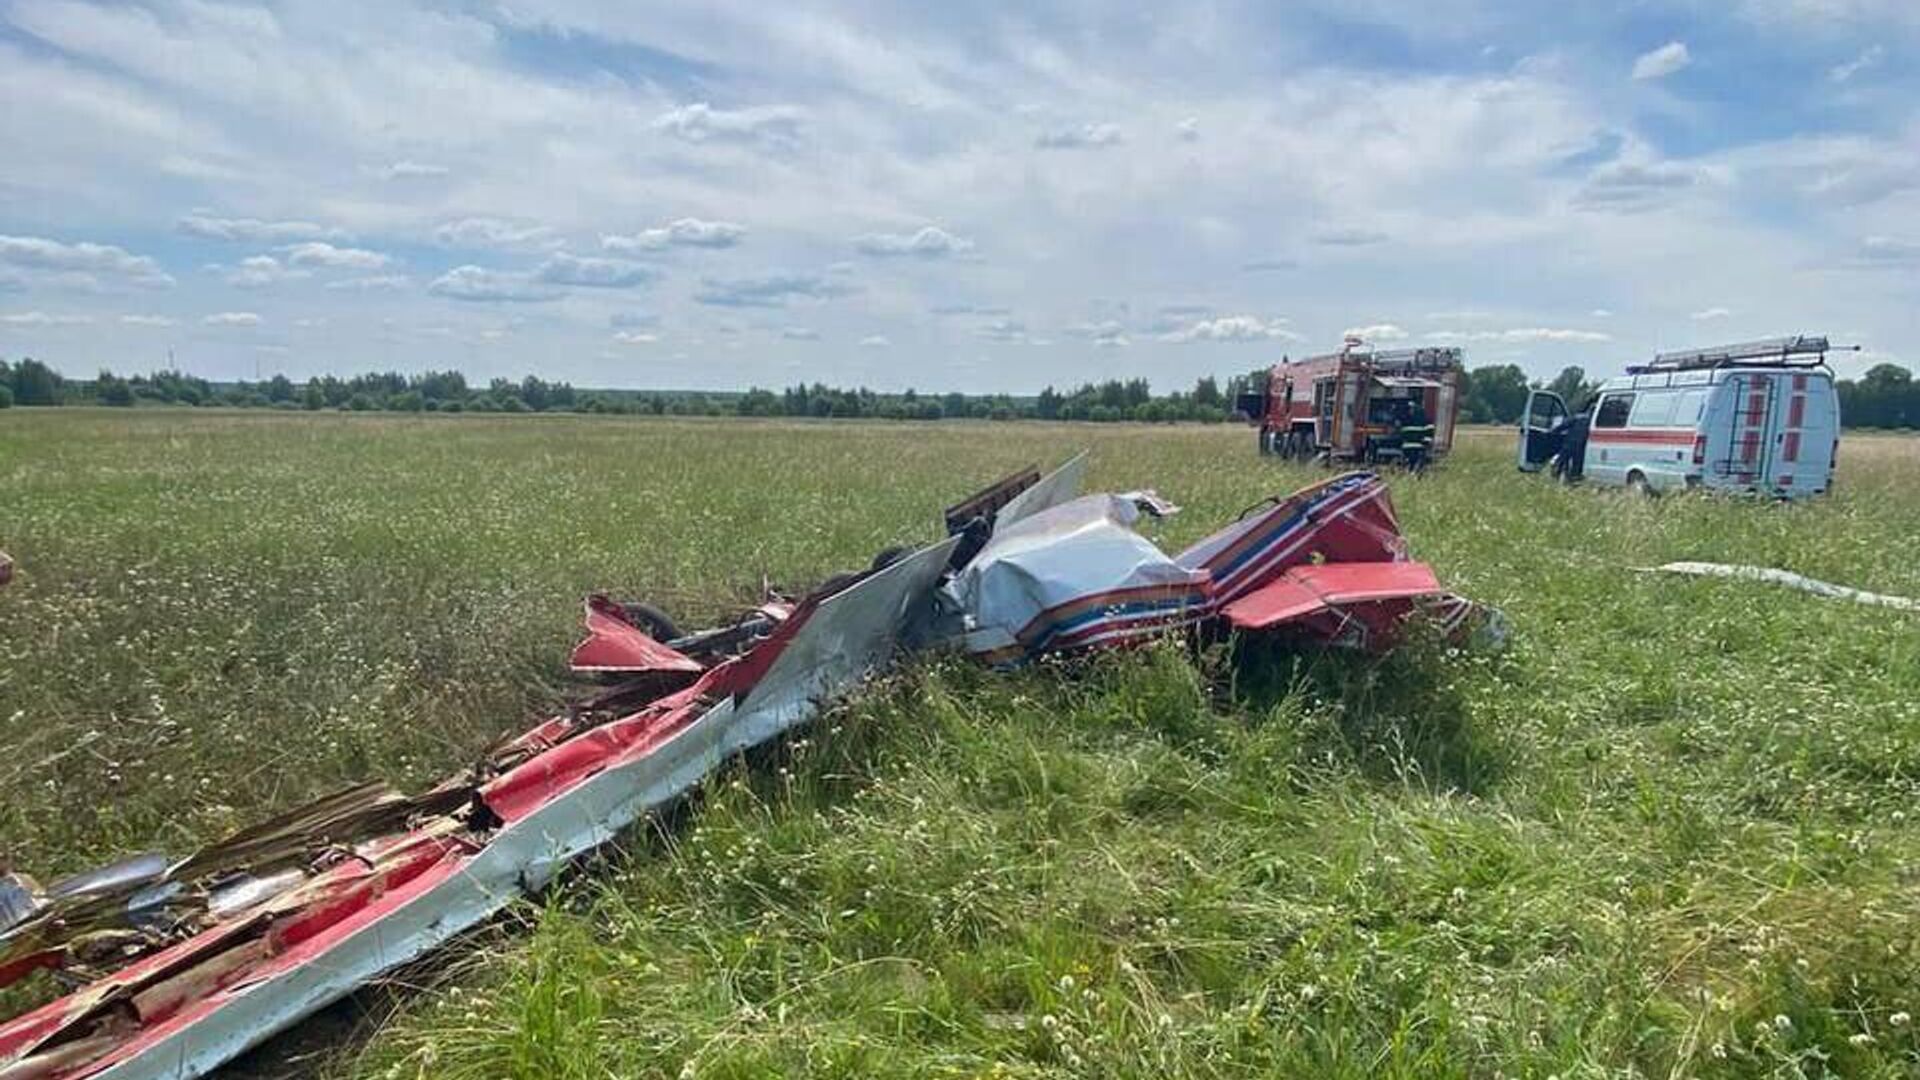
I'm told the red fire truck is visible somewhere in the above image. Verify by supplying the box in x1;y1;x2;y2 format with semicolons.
1239;339;1466;466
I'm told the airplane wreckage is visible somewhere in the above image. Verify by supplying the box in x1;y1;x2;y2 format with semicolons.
0;457;1498;1080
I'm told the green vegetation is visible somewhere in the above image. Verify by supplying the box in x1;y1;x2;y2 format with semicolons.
8;356;1918;428
2;412;1917;1077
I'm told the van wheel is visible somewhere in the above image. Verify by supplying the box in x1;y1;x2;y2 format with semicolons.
1626;471;1655;498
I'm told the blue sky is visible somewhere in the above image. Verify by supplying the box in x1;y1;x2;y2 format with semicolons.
0;0;1914;391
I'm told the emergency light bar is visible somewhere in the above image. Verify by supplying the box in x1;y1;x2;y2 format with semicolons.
1638;335;1854;372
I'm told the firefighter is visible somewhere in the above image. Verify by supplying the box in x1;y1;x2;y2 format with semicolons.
1399;401;1435;470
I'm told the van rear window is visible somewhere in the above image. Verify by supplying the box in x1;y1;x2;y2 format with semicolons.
1595;393;1634;429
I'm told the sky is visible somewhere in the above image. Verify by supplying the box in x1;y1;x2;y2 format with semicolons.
1;0;1916;393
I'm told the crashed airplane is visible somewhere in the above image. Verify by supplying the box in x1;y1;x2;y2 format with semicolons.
0;458;1490;1080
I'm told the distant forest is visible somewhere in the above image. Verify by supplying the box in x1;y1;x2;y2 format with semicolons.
2;357;1917;429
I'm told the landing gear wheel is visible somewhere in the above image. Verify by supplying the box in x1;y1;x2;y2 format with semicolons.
619;601;683;642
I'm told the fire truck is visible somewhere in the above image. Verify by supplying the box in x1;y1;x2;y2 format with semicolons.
1238;339;1467;466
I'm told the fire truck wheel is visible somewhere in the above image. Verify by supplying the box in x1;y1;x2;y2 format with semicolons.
1258;429;1274;456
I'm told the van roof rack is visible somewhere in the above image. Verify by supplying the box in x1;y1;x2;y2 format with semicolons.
1632;335;1853;373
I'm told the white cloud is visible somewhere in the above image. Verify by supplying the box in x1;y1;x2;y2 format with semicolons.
1035;123;1123;149
612;330;659;345
281;242;390;270
694;273;855;307
1575;161;1704;211
652;102;803;145
533;253;659;288
433;218;557;251
224;255;306;288
1632;41;1692;80
602;218;748;252
1829;45;1885;81
203;311;262;326
1690;307;1732;320
974;318;1028;342
1162;315;1302;344
427;266;561;303
325;274;411;291
1;311;93;326
852;226;974;258
0;234;172;287
1176;117;1201;142
859;334;891;348
176;214;342;243
380;160;448;179
1345;323;1411;342
1313;228;1390;247
1428;327;1613;343
1066;320;1130;348
1852;235;1920;264
119;313;176;326
1241;257;1299;272
1591;308;1614;318
781;326;820;340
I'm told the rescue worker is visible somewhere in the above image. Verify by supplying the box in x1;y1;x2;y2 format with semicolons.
1398;401;1436;470
1550;399;1593;482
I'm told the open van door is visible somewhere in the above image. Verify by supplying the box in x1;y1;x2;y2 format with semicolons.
1516;390;1568;472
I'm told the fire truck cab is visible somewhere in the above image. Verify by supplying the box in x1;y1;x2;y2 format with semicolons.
1239;339;1466;466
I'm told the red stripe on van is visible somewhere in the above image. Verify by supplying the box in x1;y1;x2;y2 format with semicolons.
1793;374;1807;392
1741;432;1759;464
1745;391;1767;424
1586;430;1695;446
1783;431;1800;462
1787;395;1805;428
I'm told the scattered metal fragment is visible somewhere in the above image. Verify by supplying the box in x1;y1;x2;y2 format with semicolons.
1641;561;1920;612
0;458;1488;1079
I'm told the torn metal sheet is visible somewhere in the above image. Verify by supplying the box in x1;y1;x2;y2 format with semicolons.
944;469;1478;664
568;595;705;676
993;451;1088;529
948;494;1211;661
1222;561;1444;629
1641;562;1920;612
0;455;1493;1080
0;538;957;1080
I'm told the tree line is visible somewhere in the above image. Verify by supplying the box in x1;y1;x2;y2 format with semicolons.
2;356;1916;429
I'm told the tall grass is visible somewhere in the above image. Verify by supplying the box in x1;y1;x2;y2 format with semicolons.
2;411;1917;1075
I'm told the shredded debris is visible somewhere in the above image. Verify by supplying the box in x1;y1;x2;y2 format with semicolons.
0;459;1491;1080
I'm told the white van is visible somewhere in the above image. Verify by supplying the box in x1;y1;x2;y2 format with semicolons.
1517;336;1843;498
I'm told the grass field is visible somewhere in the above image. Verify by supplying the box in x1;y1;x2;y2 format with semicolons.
3;410;1918;1077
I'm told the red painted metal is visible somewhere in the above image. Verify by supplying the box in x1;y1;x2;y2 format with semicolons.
569;595;705;675
1221;561;1444;630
